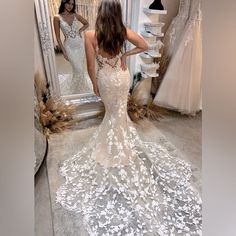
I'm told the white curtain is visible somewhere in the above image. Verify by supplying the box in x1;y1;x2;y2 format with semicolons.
77;0;101;30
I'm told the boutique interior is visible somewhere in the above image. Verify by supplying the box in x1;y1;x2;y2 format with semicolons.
34;0;202;235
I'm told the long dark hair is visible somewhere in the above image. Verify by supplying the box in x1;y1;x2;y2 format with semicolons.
95;0;127;56
58;0;76;14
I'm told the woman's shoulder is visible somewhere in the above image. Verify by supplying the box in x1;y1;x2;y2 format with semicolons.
85;30;95;39
53;14;60;21
74;12;81;18
126;27;133;35
75;13;85;20
125;27;139;39
84;30;97;48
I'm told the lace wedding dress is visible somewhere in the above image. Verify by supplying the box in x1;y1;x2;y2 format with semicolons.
56;46;202;235
160;0;191;74
154;0;202;115
59;14;93;94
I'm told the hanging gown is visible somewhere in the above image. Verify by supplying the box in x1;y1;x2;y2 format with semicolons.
59;14;93;94
160;0;191;74
154;0;202;115
56;44;202;235
135;0;191;104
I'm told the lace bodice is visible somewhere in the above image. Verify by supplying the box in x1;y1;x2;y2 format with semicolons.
160;0;202;73
189;0;202;21
160;0;191;67
177;0;191;19
96;48;122;71
59;14;80;39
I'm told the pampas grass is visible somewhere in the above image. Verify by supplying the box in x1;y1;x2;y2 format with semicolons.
127;95;168;122
34;71;77;138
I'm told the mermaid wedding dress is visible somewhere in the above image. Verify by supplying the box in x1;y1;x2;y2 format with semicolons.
59;14;93;94
56;47;202;235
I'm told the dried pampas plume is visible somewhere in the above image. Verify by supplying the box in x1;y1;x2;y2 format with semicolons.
127;95;168;122
34;71;77;138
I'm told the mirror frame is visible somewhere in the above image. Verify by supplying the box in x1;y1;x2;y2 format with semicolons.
35;0;60;100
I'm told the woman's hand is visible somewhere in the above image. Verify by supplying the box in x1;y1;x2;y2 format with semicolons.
93;83;100;97
120;54;127;71
63;53;69;61
79;29;82;38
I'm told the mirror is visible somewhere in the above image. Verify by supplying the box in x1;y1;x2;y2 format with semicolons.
34;0;134;112
48;0;99;96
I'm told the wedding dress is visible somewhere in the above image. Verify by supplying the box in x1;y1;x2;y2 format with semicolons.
59;14;93;94
154;0;202;115
56;46;202;235
135;0;191;104
160;0;191;74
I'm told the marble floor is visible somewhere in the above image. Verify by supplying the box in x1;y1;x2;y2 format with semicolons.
35;111;202;236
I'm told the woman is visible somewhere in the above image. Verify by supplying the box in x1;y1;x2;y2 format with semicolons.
56;0;202;235
53;0;92;94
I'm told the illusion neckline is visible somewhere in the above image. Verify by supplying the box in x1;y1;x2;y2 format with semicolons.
59;14;76;27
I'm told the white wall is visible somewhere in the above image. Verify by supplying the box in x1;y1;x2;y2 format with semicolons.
160;0;180;34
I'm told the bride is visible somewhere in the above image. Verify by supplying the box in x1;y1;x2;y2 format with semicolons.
53;0;93;94
56;0;202;235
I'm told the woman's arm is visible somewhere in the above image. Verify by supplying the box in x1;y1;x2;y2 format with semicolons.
53;16;69;61
84;31;100;96
76;14;89;37
121;28;148;70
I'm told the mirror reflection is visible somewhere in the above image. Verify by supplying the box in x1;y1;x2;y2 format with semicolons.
48;0;101;96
